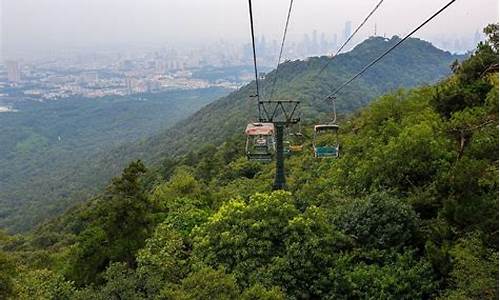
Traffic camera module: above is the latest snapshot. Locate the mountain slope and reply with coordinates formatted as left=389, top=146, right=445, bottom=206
left=1, top=36, right=463, bottom=232
left=133, top=36, right=462, bottom=162
left=0, top=88, right=229, bottom=232
left=2, top=29, right=497, bottom=299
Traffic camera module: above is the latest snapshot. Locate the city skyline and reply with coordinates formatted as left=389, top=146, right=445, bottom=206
left=0, top=26, right=487, bottom=65
left=2, top=0, right=498, bottom=61
left=0, top=29, right=484, bottom=102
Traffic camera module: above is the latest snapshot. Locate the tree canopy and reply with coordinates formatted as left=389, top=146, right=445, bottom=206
left=0, top=26, right=498, bottom=299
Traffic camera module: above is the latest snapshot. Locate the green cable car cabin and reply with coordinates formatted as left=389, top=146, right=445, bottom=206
left=245, top=123, right=275, bottom=163
left=313, top=124, right=340, bottom=158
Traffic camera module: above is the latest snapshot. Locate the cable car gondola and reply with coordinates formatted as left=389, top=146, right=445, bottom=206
left=288, top=119, right=305, bottom=153
left=245, top=123, right=275, bottom=163
left=283, top=117, right=305, bottom=155
left=313, top=96, right=340, bottom=158
left=287, top=132, right=305, bottom=153
left=313, top=124, right=340, bottom=158
left=283, top=140, right=292, bottom=157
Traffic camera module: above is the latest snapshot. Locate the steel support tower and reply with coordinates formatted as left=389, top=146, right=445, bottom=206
left=258, top=100, right=300, bottom=190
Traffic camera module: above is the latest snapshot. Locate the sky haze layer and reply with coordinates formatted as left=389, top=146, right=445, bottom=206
left=2, top=0, right=498, bottom=60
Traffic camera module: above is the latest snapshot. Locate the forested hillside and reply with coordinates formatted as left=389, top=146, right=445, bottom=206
left=0, top=25, right=497, bottom=299
left=0, top=88, right=229, bottom=232
left=1, top=36, right=460, bottom=233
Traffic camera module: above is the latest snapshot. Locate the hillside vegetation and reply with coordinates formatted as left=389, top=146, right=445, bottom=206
left=2, top=36, right=461, bottom=233
left=0, top=88, right=229, bottom=232
left=0, top=25, right=497, bottom=299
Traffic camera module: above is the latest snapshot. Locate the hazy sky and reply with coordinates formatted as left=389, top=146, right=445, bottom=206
left=1, top=0, right=498, bottom=60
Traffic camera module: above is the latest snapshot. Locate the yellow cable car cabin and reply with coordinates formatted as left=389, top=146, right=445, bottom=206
left=288, top=132, right=305, bottom=153
left=245, top=123, right=275, bottom=163
left=313, top=124, right=340, bottom=158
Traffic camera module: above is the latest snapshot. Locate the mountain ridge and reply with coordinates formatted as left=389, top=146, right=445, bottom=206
left=133, top=36, right=463, bottom=162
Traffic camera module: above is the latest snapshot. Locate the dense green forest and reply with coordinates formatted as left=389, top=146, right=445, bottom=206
left=0, top=25, right=497, bottom=299
left=1, top=36, right=461, bottom=233
left=0, top=88, right=229, bottom=232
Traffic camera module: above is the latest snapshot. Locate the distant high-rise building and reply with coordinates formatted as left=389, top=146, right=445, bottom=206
left=272, top=39, right=279, bottom=54
left=343, top=21, right=352, bottom=42
left=125, top=77, right=133, bottom=95
left=6, top=60, right=21, bottom=82
left=331, top=33, right=338, bottom=52
left=474, top=30, right=482, bottom=46
left=312, top=30, right=319, bottom=53
left=259, top=35, right=267, bottom=55
left=320, top=32, right=328, bottom=53
left=155, top=60, right=166, bottom=74
left=302, top=33, right=311, bottom=56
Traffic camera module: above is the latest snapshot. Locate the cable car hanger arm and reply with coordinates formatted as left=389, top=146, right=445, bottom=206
left=269, top=0, right=295, bottom=100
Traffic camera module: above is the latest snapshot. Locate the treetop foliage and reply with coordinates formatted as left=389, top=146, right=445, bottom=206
left=0, top=25, right=498, bottom=299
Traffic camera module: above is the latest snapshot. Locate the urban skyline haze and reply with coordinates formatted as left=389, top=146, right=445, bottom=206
left=1, top=0, right=498, bottom=61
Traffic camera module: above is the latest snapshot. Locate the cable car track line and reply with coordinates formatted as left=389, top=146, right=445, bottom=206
left=325, top=0, right=458, bottom=100
left=247, top=0, right=261, bottom=118
left=317, top=0, right=385, bottom=77
left=269, top=0, right=295, bottom=100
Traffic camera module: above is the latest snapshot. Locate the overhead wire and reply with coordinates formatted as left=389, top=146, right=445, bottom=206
left=269, top=0, right=295, bottom=100
left=247, top=0, right=261, bottom=119
left=324, top=0, right=458, bottom=100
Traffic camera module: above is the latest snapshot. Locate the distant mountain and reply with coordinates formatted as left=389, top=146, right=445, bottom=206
left=1, top=36, right=463, bottom=232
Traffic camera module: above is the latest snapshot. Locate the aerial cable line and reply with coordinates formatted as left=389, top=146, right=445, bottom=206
left=269, top=0, right=295, bottom=100
left=317, top=0, right=385, bottom=76
left=247, top=0, right=262, bottom=118
left=324, top=0, right=458, bottom=100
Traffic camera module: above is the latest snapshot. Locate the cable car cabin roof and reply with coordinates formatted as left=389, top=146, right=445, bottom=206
left=245, top=123, right=275, bottom=136
left=314, top=124, right=339, bottom=132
